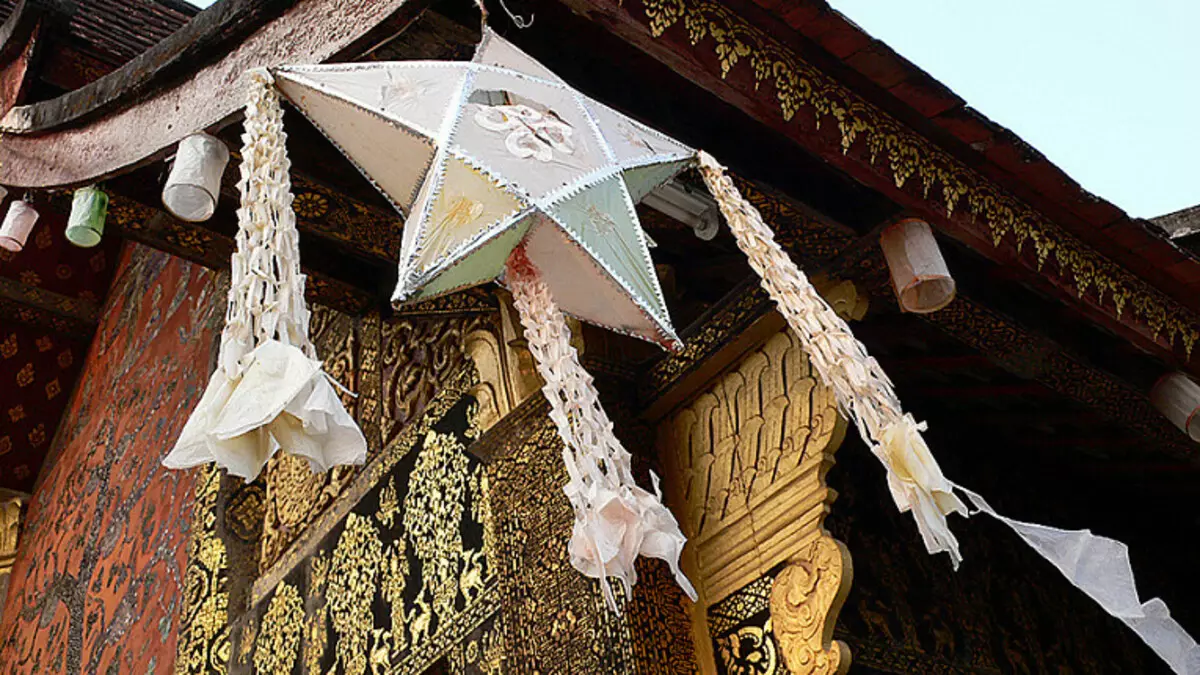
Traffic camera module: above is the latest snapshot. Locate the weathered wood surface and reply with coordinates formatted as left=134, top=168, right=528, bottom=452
left=0, top=0, right=430, bottom=188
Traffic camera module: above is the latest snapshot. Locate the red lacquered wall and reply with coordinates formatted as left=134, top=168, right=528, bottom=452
left=0, top=244, right=222, bottom=673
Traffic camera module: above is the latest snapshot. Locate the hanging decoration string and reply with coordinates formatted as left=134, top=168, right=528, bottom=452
left=697, top=150, right=1199, bottom=675
left=698, top=150, right=966, bottom=565
left=506, top=245, right=696, bottom=611
left=163, top=70, right=367, bottom=481
left=223, top=69, right=315, bottom=376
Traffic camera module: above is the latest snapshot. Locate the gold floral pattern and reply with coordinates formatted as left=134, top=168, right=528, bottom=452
left=253, top=582, right=304, bottom=673
left=640, top=0, right=1200, bottom=358
left=328, top=512, right=384, bottom=675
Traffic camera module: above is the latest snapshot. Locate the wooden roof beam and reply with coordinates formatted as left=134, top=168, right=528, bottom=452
left=553, top=0, right=1200, bottom=379
left=0, top=0, right=435, bottom=188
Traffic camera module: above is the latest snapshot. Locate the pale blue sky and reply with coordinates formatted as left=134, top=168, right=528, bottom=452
left=179, top=0, right=1195, bottom=217
left=827, top=0, right=1199, bottom=219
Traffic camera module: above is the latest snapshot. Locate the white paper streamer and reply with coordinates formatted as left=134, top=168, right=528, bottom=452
left=164, top=70, right=367, bottom=481
left=697, top=150, right=966, bottom=565
left=507, top=246, right=697, bottom=611
left=960, top=487, right=1200, bottom=675
left=697, top=149, right=1197, bottom=675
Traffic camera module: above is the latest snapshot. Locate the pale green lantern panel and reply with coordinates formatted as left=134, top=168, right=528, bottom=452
left=270, top=30, right=696, bottom=351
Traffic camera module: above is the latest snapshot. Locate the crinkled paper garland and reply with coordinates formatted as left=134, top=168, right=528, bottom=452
left=506, top=245, right=696, bottom=611
left=163, top=71, right=367, bottom=481
left=697, top=150, right=1199, bottom=675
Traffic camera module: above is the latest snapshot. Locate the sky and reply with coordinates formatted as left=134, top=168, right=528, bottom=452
left=825, top=0, right=1198, bottom=219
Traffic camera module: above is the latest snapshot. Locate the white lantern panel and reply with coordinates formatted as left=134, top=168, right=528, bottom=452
left=452, top=69, right=606, bottom=201
left=548, top=174, right=669, bottom=324
left=0, top=200, right=38, bottom=252
left=276, top=64, right=468, bottom=142
left=588, top=100, right=693, bottom=166
left=275, top=71, right=440, bottom=215
left=525, top=217, right=677, bottom=348
left=406, top=154, right=526, bottom=280
left=473, top=29, right=566, bottom=84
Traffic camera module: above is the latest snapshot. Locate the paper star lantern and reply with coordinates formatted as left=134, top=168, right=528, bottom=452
left=271, top=29, right=691, bottom=349
left=270, top=30, right=696, bottom=607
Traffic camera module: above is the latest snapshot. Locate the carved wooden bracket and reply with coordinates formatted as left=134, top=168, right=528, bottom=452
left=771, top=536, right=852, bottom=675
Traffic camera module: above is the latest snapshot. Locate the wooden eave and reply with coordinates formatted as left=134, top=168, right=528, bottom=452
left=551, top=0, right=1200, bottom=380
left=1, top=0, right=1197, bottom=383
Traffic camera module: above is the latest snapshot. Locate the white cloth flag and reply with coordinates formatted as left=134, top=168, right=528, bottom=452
left=960, top=487, right=1200, bottom=675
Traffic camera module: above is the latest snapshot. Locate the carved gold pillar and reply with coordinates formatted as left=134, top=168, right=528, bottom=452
left=655, top=279, right=865, bottom=675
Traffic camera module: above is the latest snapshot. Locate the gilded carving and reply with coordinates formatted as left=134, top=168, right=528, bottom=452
left=770, top=538, right=851, bottom=675
left=328, top=512, right=385, bottom=675
left=656, top=316, right=853, bottom=673
left=0, top=496, right=21, bottom=576
left=253, top=582, right=304, bottom=674
left=382, top=315, right=488, bottom=442
left=716, top=620, right=778, bottom=675
left=640, top=0, right=1200, bottom=358
left=659, top=327, right=844, bottom=597
left=174, top=466, right=230, bottom=675
left=304, top=552, right=330, bottom=674
left=406, top=429, right=470, bottom=623
left=381, top=539, right=410, bottom=654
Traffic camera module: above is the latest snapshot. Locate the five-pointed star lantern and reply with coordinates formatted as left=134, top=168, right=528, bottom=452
left=271, top=30, right=700, bottom=606
left=271, top=30, right=693, bottom=350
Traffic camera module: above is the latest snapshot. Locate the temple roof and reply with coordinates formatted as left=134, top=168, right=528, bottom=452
left=0, top=0, right=1197, bottom=636
left=0, top=0, right=195, bottom=66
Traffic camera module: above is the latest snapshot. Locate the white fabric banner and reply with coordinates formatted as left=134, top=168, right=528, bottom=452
left=958, top=487, right=1200, bottom=675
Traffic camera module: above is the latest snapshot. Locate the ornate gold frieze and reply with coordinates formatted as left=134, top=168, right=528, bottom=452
left=639, top=0, right=1200, bottom=358
left=174, top=466, right=230, bottom=675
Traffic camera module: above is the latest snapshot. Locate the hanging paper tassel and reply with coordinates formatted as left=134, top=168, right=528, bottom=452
left=697, top=151, right=966, bottom=565
left=164, top=70, right=367, bottom=481
left=506, top=246, right=697, bottom=611
left=697, top=151, right=1200, bottom=675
